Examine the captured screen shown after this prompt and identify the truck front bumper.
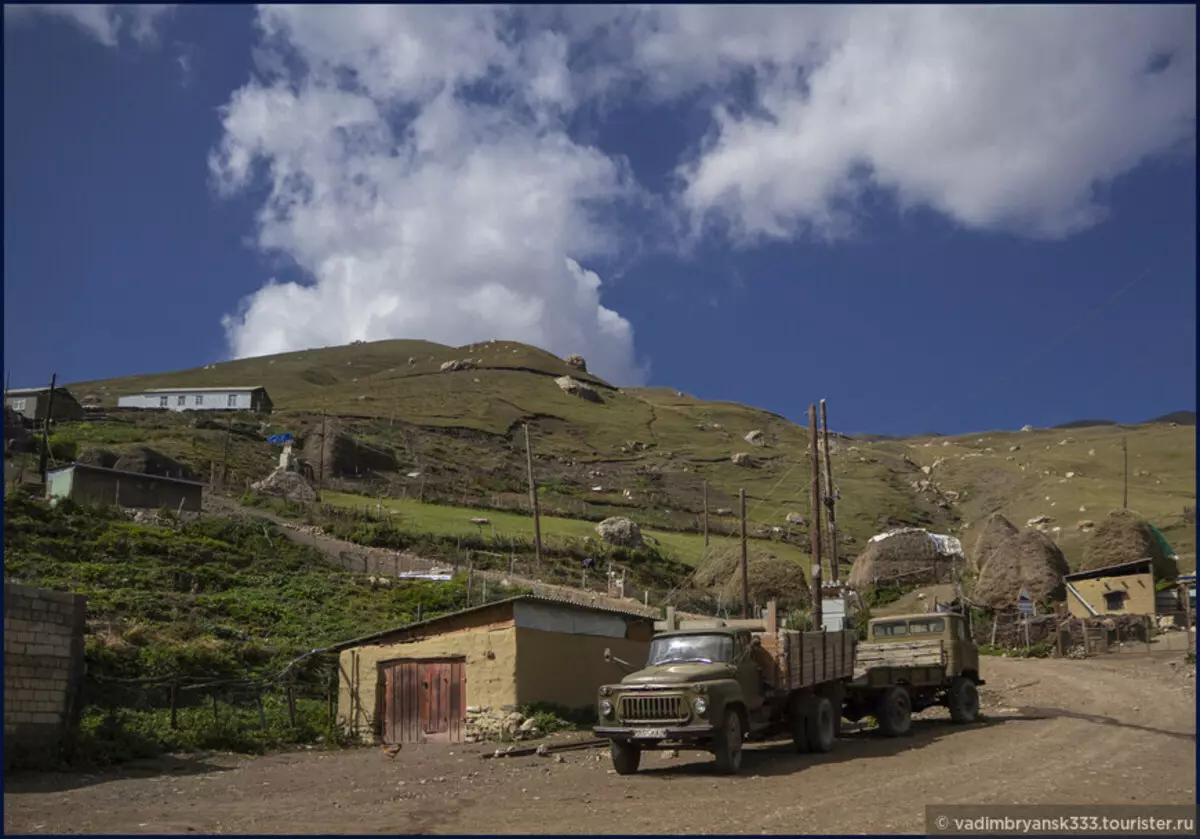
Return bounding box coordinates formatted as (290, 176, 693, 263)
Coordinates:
(594, 725, 716, 743)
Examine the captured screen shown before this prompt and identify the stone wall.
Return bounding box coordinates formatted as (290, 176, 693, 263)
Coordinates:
(3, 583, 86, 768)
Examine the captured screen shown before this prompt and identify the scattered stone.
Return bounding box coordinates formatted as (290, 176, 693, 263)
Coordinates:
(1077, 520, 1096, 532)
(595, 516, 644, 548)
(785, 512, 808, 526)
(555, 376, 602, 402)
(731, 452, 756, 467)
(1009, 445, 1021, 453)
(565, 354, 588, 372)
(716, 507, 733, 516)
(1065, 472, 1076, 479)
(744, 430, 766, 446)
(1027, 515, 1053, 527)
(440, 359, 476, 373)
(470, 517, 490, 526)
(252, 468, 318, 502)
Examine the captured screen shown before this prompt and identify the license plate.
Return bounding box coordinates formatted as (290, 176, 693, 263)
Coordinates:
(633, 728, 668, 739)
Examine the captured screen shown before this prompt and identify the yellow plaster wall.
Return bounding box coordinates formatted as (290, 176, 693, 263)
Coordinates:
(338, 622, 517, 741)
(513, 627, 650, 710)
(1067, 572, 1156, 618)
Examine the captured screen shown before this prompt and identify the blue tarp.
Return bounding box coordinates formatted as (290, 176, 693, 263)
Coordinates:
(266, 433, 294, 445)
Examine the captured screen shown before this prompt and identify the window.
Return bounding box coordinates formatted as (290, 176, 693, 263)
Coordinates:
(908, 618, 946, 635)
(195, 394, 204, 406)
(177, 395, 186, 406)
(872, 622, 908, 638)
(10, 398, 26, 412)
(647, 634, 735, 665)
(1103, 591, 1126, 612)
(159, 395, 169, 408)
(227, 393, 238, 408)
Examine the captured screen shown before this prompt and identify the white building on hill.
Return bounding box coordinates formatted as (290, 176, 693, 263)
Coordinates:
(117, 386, 274, 414)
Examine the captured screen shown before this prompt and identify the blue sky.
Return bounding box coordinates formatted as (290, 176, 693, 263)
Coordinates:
(3, 4, 1196, 436)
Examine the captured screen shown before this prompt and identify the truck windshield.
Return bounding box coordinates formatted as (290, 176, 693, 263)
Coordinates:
(647, 634, 734, 665)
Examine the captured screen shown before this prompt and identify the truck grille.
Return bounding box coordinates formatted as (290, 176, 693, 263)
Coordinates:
(619, 693, 689, 723)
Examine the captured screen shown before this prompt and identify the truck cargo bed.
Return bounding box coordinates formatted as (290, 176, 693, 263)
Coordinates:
(759, 629, 857, 691)
(852, 639, 945, 680)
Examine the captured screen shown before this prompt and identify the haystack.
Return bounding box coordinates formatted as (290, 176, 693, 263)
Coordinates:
(693, 547, 810, 609)
(96, 446, 197, 482)
(972, 530, 1069, 610)
(847, 529, 958, 591)
(1080, 509, 1177, 580)
(971, 513, 1019, 573)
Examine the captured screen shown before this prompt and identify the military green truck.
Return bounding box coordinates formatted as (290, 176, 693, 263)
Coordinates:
(594, 603, 857, 775)
(842, 611, 984, 737)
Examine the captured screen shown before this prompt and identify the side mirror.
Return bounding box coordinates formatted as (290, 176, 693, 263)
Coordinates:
(750, 636, 762, 647)
(604, 648, 613, 664)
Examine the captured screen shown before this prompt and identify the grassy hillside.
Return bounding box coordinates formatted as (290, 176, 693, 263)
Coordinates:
(45, 337, 1197, 581)
(2, 493, 501, 764)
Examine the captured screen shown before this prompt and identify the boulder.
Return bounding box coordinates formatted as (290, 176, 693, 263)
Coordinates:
(785, 512, 808, 526)
(744, 430, 766, 446)
(565, 354, 588, 372)
(731, 452, 755, 467)
(595, 516, 643, 548)
(555, 376, 602, 403)
(440, 359, 476, 373)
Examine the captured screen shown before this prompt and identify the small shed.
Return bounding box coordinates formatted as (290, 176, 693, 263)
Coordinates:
(1063, 559, 1156, 618)
(117, 386, 273, 414)
(334, 595, 655, 744)
(4, 387, 84, 423)
(45, 462, 204, 512)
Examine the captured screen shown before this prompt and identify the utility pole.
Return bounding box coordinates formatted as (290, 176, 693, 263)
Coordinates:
(1122, 436, 1128, 510)
(38, 373, 57, 482)
(317, 411, 327, 501)
(220, 414, 233, 490)
(819, 399, 840, 583)
(739, 487, 749, 619)
(809, 404, 824, 631)
(703, 480, 710, 547)
(524, 423, 543, 571)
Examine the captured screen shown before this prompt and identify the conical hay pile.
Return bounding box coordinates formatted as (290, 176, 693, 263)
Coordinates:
(1080, 508, 1176, 580)
(972, 530, 1069, 611)
(972, 513, 1019, 574)
(847, 530, 954, 591)
(113, 446, 197, 482)
(693, 546, 811, 609)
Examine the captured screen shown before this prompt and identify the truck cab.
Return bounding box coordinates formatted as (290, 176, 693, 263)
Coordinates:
(861, 612, 981, 685)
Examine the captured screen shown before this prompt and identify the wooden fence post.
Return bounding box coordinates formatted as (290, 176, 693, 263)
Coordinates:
(170, 682, 179, 730)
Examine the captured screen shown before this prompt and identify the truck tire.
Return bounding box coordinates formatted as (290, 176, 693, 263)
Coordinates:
(805, 696, 836, 753)
(610, 740, 642, 775)
(875, 686, 912, 738)
(712, 709, 744, 775)
(947, 676, 981, 724)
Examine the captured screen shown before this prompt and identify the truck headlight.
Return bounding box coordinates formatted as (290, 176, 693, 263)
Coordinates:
(599, 700, 614, 717)
(693, 697, 708, 715)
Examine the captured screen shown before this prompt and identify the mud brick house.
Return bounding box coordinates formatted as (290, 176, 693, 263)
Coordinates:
(45, 462, 204, 512)
(1064, 559, 1157, 618)
(334, 595, 654, 744)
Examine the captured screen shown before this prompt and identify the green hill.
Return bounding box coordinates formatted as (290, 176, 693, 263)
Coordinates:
(40, 337, 1198, 578)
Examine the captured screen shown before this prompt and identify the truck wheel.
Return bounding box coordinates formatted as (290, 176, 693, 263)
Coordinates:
(947, 676, 980, 724)
(712, 709, 744, 775)
(805, 696, 836, 753)
(610, 740, 642, 775)
(875, 686, 912, 738)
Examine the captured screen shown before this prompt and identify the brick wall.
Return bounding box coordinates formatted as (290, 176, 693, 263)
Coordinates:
(4, 583, 86, 767)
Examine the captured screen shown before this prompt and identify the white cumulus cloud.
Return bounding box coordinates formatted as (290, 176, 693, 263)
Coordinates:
(212, 5, 646, 384)
(619, 4, 1196, 242)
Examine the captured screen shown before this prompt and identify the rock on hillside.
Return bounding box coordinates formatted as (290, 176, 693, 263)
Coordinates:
(595, 517, 643, 548)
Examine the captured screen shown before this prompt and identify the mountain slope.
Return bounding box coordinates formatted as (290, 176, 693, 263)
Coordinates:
(53, 339, 1196, 576)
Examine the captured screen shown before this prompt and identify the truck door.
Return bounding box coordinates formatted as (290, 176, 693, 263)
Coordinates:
(735, 633, 765, 713)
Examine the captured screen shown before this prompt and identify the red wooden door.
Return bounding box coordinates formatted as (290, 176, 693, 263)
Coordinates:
(381, 658, 466, 744)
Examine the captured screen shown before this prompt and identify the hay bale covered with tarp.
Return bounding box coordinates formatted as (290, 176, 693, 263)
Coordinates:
(971, 513, 1019, 574)
(693, 547, 811, 609)
(972, 530, 1069, 610)
(1080, 509, 1177, 580)
(848, 528, 962, 591)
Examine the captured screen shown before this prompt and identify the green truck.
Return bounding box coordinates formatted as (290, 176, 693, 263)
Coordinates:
(842, 611, 984, 737)
(595, 605, 983, 775)
(595, 604, 857, 775)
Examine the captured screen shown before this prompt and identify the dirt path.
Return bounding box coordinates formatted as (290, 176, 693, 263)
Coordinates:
(5, 654, 1194, 835)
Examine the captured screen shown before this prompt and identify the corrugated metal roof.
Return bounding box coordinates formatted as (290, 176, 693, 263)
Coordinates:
(329, 593, 657, 652)
(6, 386, 72, 396)
(134, 386, 267, 394)
(1063, 557, 1153, 582)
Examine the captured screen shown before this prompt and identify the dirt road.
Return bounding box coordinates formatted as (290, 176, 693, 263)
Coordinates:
(5, 654, 1195, 835)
